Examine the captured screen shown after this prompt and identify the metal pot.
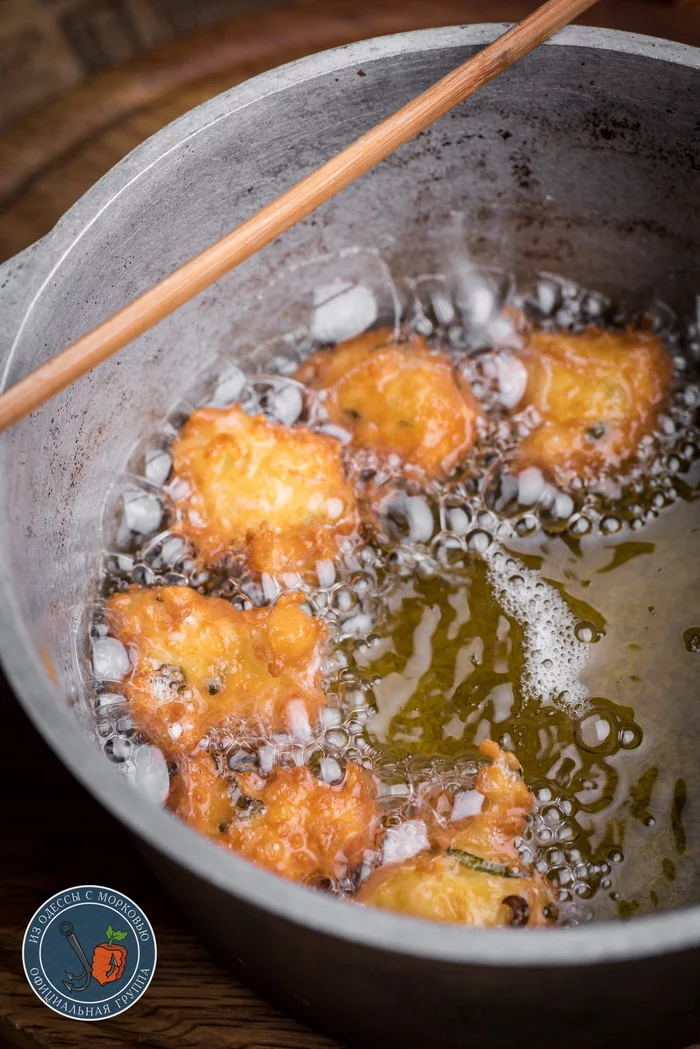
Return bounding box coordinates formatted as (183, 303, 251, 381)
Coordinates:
(1, 24, 699, 1049)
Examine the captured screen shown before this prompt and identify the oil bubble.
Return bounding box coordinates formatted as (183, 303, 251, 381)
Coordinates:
(574, 711, 618, 755)
(515, 514, 538, 537)
(619, 723, 643, 750)
(383, 493, 436, 544)
(539, 488, 576, 532)
(443, 504, 472, 534)
(568, 514, 592, 537)
(683, 627, 700, 653)
(123, 491, 163, 536)
(466, 529, 492, 554)
(517, 466, 547, 508)
(126, 744, 170, 805)
(92, 637, 130, 680)
(104, 736, 132, 763)
(600, 515, 622, 535)
(574, 621, 600, 644)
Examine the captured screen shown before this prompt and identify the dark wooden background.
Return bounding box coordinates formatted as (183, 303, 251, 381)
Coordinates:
(2, 1, 700, 1046)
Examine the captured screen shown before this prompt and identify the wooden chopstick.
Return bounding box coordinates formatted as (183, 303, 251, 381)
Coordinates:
(0, 0, 599, 434)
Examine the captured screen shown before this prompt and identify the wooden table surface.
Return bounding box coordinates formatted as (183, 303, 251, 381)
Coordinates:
(0, 679, 337, 1049)
(2, 1, 700, 1046)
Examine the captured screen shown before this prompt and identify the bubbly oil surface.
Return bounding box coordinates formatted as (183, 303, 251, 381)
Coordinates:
(85, 262, 700, 923)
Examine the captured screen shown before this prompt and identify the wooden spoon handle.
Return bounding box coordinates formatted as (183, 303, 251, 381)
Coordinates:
(0, 0, 598, 434)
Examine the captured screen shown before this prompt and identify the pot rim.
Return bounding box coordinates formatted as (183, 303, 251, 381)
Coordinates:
(2, 23, 700, 968)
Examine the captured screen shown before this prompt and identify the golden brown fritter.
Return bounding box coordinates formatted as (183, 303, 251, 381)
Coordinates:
(514, 328, 672, 482)
(357, 740, 555, 927)
(105, 586, 326, 759)
(296, 327, 481, 481)
(223, 763, 379, 884)
(170, 404, 359, 575)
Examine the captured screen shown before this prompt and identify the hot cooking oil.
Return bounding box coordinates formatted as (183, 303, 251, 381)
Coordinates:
(85, 262, 700, 922)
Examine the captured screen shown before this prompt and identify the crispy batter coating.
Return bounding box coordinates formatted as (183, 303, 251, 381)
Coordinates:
(223, 763, 379, 883)
(168, 758, 379, 883)
(105, 586, 326, 758)
(170, 404, 359, 574)
(430, 738, 535, 867)
(357, 741, 555, 927)
(356, 852, 553, 927)
(514, 328, 672, 481)
(296, 327, 481, 480)
(168, 751, 234, 837)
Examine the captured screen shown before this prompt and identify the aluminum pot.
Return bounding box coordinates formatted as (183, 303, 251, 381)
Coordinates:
(1, 24, 699, 1049)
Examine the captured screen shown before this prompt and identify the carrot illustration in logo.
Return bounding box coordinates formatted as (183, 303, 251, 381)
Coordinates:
(91, 925, 128, 985)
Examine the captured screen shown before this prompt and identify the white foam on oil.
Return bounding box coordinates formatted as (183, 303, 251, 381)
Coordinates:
(310, 280, 378, 343)
(484, 547, 590, 717)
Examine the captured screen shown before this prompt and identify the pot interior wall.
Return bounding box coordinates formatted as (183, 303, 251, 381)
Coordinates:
(1, 33, 699, 913)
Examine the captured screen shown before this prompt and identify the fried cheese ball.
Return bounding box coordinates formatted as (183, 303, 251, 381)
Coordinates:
(223, 763, 379, 883)
(296, 327, 481, 480)
(357, 740, 555, 928)
(514, 328, 672, 482)
(170, 404, 359, 575)
(105, 586, 326, 759)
